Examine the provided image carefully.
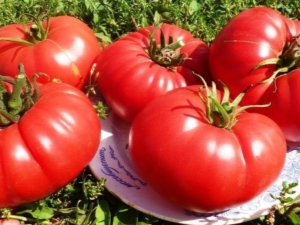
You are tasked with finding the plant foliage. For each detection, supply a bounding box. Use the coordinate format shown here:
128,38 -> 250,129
1,0 -> 300,224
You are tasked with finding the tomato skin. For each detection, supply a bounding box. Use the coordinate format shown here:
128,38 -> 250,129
94,24 -> 210,122
247,69 -> 300,142
285,18 -> 300,41
209,6 -> 287,98
209,6 -> 300,142
0,82 -> 101,207
129,85 -> 286,213
0,16 -> 101,89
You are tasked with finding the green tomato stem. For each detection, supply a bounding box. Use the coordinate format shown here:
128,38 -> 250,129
162,40 -> 184,51
0,15 -> 50,45
197,74 -> 270,129
0,109 -> 19,124
0,37 -> 33,46
28,17 -> 50,43
0,82 -> 10,125
8,74 -> 26,116
147,23 -> 186,68
253,34 -> 300,83
0,64 -> 40,127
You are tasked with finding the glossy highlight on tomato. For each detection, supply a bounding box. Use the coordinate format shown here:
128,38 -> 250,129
94,23 -> 211,122
0,82 -> 101,207
0,16 -> 101,89
209,6 -> 300,142
129,85 -> 286,213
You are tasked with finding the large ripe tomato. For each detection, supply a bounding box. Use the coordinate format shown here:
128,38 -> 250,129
0,75 -> 101,207
0,16 -> 101,89
129,84 -> 286,213
94,23 -> 211,122
209,6 -> 300,142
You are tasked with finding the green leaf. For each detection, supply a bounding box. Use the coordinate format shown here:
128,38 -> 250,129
112,215 -> 121,225
282,181 -> 288,190
31,206 -> 54,220
153,11 -> 162,26
16,204 -> 54,220
292,194 -> 300,203
94,32 -> 112,43
115,205 -> 139,225
95,200 -> 111,225
137,222 -> 150,225
189,0 -> 200,15
85,0 -> 96,10
283,197 -> 295,203
141,17 -> 149,28
77,214 -> 88,225
288,211 -> 300,224
93,13 -> 100,24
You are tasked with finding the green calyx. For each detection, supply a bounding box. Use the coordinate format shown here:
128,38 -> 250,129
147,24 -> 186,68
198,77 -> 270,129
253,34 -> 300,83
0,12 -> 50,46
26,17 -> 50,44
0,64 -> 39,127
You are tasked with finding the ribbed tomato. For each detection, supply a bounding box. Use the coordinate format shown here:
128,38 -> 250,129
209,6 -> 300,142
0,74 -> 101,207
0,16 -> 101,89
129,84 -> 286,212
94,24 -> 211,122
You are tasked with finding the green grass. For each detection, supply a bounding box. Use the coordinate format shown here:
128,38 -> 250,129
1,0 -> 300,43
1,0 -> 300,224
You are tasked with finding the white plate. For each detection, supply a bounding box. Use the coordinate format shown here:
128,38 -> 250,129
89,112 -> 300,225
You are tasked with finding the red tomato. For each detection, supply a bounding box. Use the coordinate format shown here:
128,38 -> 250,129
129,85 -> 286,213
209,6 -> 300,142
0,16 -> 101,89
0,220 -> 20,225
0,81 -> 101,207
94,24 -> 211,122
285,18 -> 300,41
